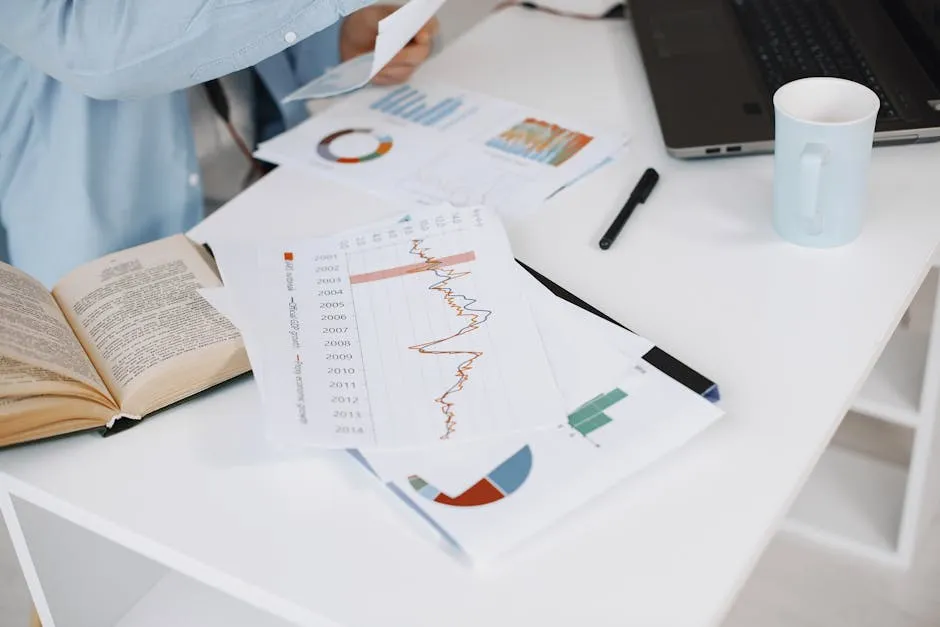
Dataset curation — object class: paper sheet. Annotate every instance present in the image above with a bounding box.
[519,271,655,361]
[284,0,448,101]
[210,205,568,451]
[361,264,644,492]
[203,228,656,443]
[364,362,723,564]
[259,80,630,221]
[200,215,420,399]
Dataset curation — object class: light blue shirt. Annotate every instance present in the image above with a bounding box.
[0,0,372,287]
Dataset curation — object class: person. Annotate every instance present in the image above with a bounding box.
[0,2,439,287]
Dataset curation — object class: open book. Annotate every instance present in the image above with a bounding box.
[0,235,250,448]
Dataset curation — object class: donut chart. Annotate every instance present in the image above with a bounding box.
[317,128,393,164]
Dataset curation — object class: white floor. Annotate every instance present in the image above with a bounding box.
[726,523,940,627]
[3,2,939,627]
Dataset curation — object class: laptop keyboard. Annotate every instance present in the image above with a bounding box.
[731,0,899,120]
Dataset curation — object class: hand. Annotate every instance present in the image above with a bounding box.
[340,4,440,86]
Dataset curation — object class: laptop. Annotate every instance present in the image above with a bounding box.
[630,0,940,157]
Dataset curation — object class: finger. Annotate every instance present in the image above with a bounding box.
[372,58,421,85]
[413,17,441,44]
[373,66,414,85]
[372,40,431,84]
[372,65,416,85]
[386,42,431,67]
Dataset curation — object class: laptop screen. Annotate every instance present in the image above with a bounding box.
[889,0,940,87]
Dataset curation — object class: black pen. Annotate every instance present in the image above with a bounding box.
[598,168,660,250]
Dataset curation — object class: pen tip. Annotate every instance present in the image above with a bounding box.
[599,239,611,250]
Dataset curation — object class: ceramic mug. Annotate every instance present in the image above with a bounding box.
[772,77,880,247]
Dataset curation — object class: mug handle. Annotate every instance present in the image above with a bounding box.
[799,143,829,236]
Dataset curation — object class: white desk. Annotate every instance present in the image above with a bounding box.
[4,7,940,627]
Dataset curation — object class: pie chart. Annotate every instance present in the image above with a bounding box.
[317,128,393,164]
[407,445,532,507]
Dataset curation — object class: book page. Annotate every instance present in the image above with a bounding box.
[0,355,73,386]
[0,394,113,448]
[0,262,110,397]
[0,396,27,413]
[0,355,113,406]
[52,235,249,415]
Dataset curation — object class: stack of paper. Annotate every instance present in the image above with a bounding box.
[255,80,630,222]
[204,205,723,564]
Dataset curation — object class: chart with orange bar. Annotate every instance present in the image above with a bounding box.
[259,205,567,450]
[485,118,594,166]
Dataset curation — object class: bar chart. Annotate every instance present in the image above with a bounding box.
[405,386,629,507]
[369,85,465,127]
[486,118,594,166]
[566,388,627,447]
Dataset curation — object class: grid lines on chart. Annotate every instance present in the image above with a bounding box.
[344,229,511,445]
[406,239,492,440]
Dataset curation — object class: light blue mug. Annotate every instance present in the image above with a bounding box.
[773,77,880,247]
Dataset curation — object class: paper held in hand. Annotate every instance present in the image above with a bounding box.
[283,0,448,101]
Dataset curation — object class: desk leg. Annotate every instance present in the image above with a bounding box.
[0,488,54,627]
[896,266,940,565]
[783,267,940,569]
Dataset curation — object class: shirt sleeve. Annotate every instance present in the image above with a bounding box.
[287,20,344,87]
[0,0,372,100]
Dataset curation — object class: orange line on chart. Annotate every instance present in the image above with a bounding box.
[407,240,491,440]
[349,251,476,284]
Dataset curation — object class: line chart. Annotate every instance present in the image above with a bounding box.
[407,239,492,440]
[273,206,565,449]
